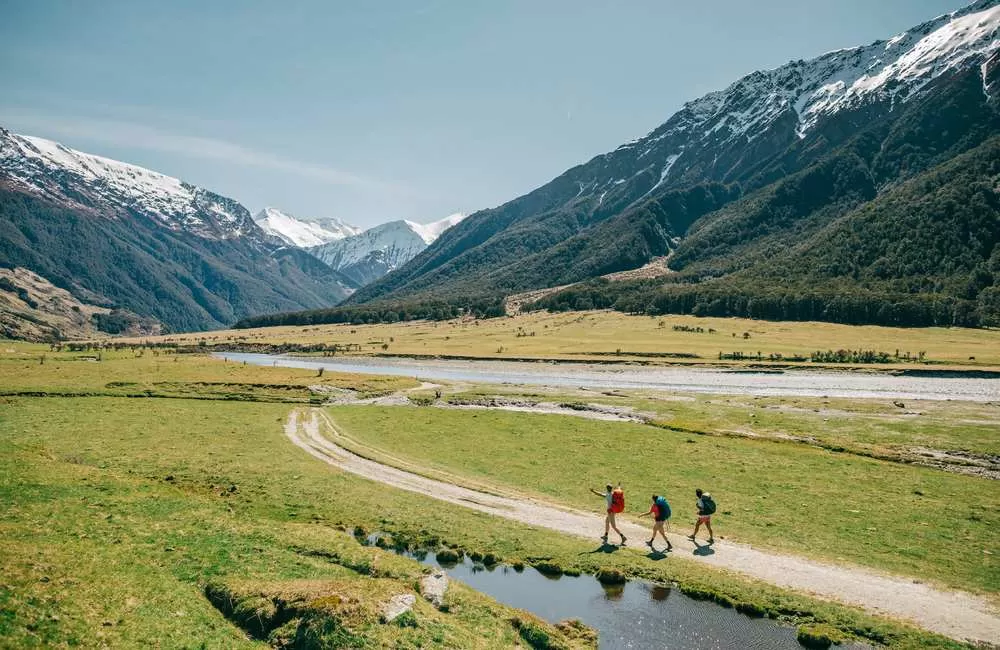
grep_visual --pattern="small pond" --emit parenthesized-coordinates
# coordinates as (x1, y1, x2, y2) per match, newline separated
(387, 545, 865, 650)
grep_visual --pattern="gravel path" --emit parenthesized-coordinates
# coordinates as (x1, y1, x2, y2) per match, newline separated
(285, 408, 1000, 645)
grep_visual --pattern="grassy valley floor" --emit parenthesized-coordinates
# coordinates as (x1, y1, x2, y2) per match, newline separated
(117, 310, 1000, 370)
(0, 343, 996, 648)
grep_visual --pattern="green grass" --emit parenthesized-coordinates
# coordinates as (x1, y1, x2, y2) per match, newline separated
(0, 395, 973, 648)
(0, 397, 591, 649)
(326, 406, 1000, 595)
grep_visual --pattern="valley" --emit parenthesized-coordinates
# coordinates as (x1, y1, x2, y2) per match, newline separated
(2, 1, 999, 647)
(1, 339, 997, 648)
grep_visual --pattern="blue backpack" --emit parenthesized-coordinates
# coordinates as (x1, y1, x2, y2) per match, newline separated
(654, 496, 671, 520)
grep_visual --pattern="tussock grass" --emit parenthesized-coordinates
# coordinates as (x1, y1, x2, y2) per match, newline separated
(116, 310, 1000, 368)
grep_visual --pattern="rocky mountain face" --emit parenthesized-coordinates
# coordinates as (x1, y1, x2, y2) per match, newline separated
(0, 129, 358, 335)
(253, 207, 360, 248)
(308, 214, 466, 287)
(343, 0, 999, 325)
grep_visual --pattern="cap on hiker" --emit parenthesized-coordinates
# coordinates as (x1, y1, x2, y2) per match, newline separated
(606, 484, 613, 492)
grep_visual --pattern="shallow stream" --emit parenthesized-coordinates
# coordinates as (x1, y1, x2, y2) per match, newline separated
(221, 353, 999, 402)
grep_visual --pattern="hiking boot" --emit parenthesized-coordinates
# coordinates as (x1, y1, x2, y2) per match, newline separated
(600, 534, 608, 543)
(707, 538, 715, 544)
(686, 534, 696, 540)
(619, 535, 627, 546)
(645, 540, 654, 549)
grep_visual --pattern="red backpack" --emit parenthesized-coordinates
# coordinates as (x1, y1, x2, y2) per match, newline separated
(610, 488, 625, 513)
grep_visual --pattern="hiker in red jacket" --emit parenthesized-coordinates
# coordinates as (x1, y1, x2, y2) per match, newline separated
(590, 484, 626, 545)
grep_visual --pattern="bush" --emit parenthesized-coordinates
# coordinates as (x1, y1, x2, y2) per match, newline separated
(595, 568, 626, 585)
(532, 561, 563, 577)
(796, 623, 846, 649)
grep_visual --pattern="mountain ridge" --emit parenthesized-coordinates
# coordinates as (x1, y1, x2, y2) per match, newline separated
(343, 2, 998, 302)
(0, 128, 359, 335)
(244, 1, 999, 329)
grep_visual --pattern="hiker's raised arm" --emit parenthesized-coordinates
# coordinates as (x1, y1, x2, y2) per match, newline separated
(589, 488, 602, 497)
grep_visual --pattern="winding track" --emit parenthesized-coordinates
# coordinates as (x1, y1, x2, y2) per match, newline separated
(285, 408, 1000, 645)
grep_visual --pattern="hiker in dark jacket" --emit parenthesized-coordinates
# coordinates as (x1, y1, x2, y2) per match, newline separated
(688, 488, 715, 544)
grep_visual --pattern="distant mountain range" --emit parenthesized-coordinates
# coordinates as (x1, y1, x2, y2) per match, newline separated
(308, 213, 466, 286)
(252, 207, 467, 286)
(3, 1, 998, 338)
(267, 0, 994, 329)
(0, 128, 467, 338)
(0, 129, 359, 337)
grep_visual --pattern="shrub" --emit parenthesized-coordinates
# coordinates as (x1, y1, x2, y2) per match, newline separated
(796, 623, 846, 649)
(532, 561, 563, 577)
(595, 568, 626, 585)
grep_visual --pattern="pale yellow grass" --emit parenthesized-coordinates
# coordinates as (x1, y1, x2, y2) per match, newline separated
(116, 310, 1000, 368)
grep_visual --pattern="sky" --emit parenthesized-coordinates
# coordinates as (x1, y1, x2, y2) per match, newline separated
(0, 0, 968, 228)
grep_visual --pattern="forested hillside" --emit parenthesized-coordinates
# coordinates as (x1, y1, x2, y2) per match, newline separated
(535, 137, 1000, 327)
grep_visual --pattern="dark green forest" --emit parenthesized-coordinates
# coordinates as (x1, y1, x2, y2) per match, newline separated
(533, 137, 1000, 328)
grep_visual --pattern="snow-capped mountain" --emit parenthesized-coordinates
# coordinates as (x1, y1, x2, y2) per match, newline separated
(350, 0, 1000, 307)
(0, 128, 257, 240)
(253, 207, 360, 248)
(0, 128, 358, 333)
(549, 0, 1000, 207)
(309, 213, 466, 286)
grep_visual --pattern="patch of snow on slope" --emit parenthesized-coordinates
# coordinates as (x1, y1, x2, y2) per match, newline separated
(254, 207, 359, 247)
(405, 212, 467, 245)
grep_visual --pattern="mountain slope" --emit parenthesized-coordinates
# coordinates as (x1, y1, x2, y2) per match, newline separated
(309, 213, 466, 287)
(253, 207, 360, 247)
(344, 1, 999, 313)
(0, 129, 357, 333)
(538, 136, 1000, 327)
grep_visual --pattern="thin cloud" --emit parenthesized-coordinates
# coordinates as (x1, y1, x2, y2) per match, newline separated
(0, 110, 397, 192)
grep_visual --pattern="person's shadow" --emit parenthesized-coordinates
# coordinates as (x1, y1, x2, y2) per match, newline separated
(584, 543, 620, 555)
(646, 550, 668, 561)
(692, 539, 716, 556)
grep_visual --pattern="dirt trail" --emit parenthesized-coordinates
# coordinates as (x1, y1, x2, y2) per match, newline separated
(285, 408, 1000, 645)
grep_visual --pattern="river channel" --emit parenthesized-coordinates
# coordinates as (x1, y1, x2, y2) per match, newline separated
(221, 353, 999, 402)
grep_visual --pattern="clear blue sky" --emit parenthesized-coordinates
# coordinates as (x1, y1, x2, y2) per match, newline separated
(0, 0, 966, 228)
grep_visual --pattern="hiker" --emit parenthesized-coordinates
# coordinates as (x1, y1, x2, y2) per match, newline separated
(590, 484, 626, 545)
(688, 488, 716, 543)
(639, 494, 672, 552)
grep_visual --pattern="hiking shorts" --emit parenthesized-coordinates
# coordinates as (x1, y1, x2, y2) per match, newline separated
(697, 515, 712, 524)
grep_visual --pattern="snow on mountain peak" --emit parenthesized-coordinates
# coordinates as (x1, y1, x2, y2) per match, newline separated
(309, 212, 467, 286)
(598, 1, 1000, 202)
(0, 127, 256, 239)
(253, 207, 360, 247)
(404, 212, 468, 245)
